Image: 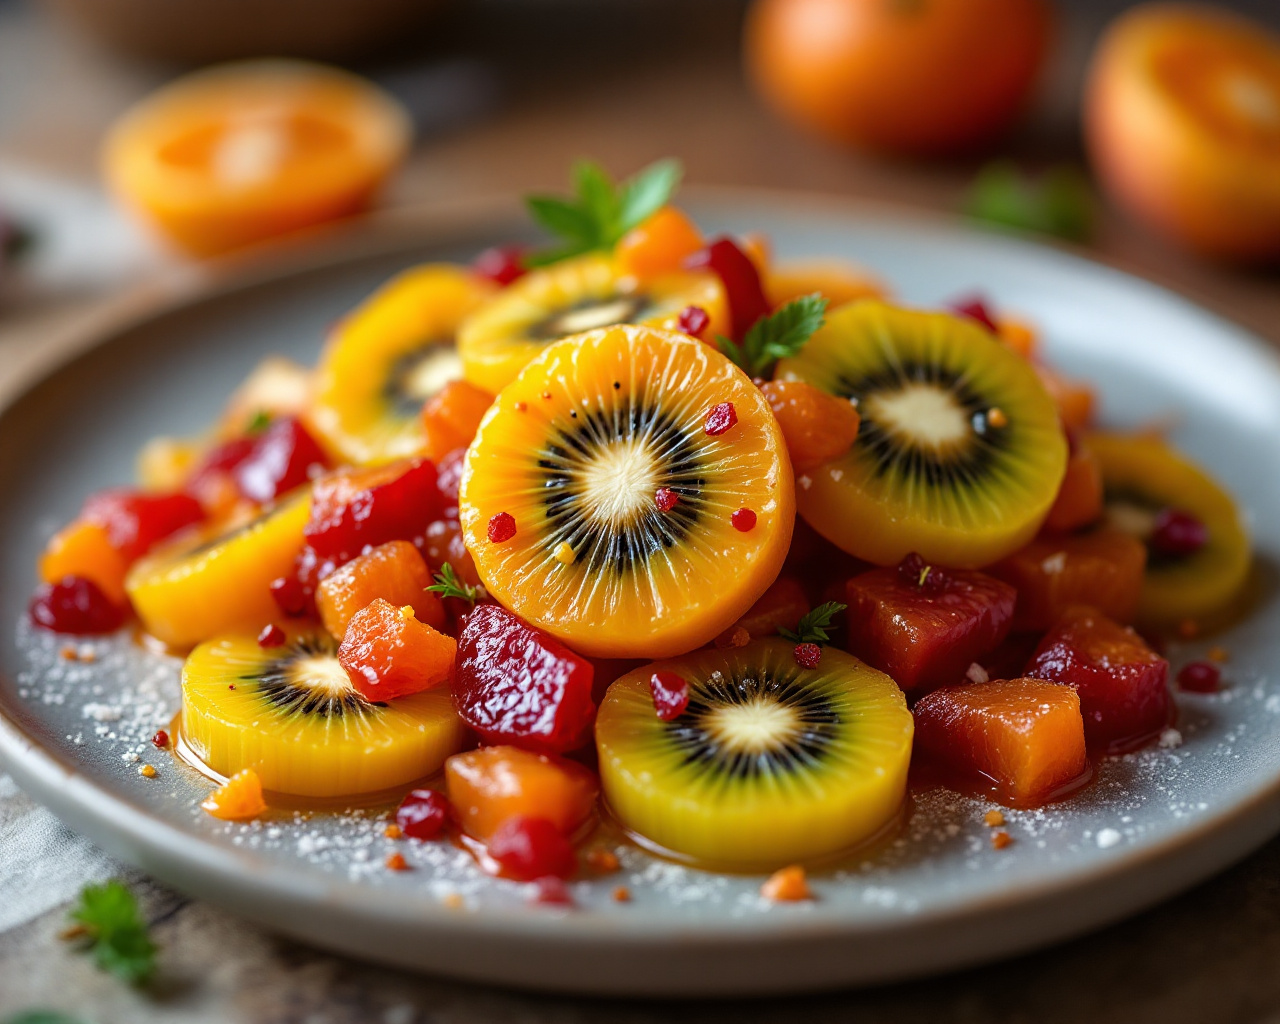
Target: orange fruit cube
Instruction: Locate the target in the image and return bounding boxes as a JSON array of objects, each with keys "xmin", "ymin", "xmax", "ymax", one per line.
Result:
[
  {"xmin": 315, "ymin": 539, "xmax": 443, "ymax": 639},
  {"xmin": 337, "ymin": 598, "xmax": 456, "ymax": 701},
  {"xmin": 1043, "ymin": 443, "xmax": 1104, "ymax": 533},
  {"xmin": 914, "ymin": 678, "xmax": 1087, "ymax": 805},
  {"xmin": 420, "ymin": 380, "xmax": 494, "ymax": 462},
  {"xmin": 201, "ymin": 768, "xmax": 268, "ymax": 820},
  {"xmin": 445, "ymin": 744, "xmax": 598, "ymax": 842},
  {"xmin": 759, "ymin": 379, "xmax": 861, "ymax": 471},
  {"xmin": 991, "ymin": 526, "xmax": 1146, "ymax": 632},
  {"xmin": 735, "ymin": 576, "xmax": 810, "ymax": 639},
  {"xmin": 39, "ymin": 521, "xmax": 130, "ymax": 605},
  {"xmin": 1036, "ymin": 364, "xmax": 1096, "ymax": 434},
  {"xmin": 104, "ymin": 60, "xmax": 410, "ymax": 257},
  {"xmin": 614, "ymin": 205, "xmax": 704, "ymax": 279}
]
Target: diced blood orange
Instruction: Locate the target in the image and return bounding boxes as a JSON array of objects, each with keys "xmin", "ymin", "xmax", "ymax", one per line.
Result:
[
  {"xmin": 991, "ymin": 526, "xmax": 1146, "ymax": 632},
  {"xmin": 232, "ymin": 417, "xmax": 330, "ymax": 504},
  {"xmin": 201, "ymin": 768, "xmax": 267, "ymax": 820},
  {"xmin": 421, "ymin": 519, "xmax": 481, "ymax": 585},
  {"xmin": 305, "ymin": 458, "xmax": 443, "ymax": 561},
  {"xmin": 1026, "ymin": 606, "xmax": 1171, "ymax": 752},
  {"xmin": 315, "ymin": 540, "xmax": 443, "ymax": 639},
  {"xmin": 845, "ymin": 562, "xmax": 1016, "ymax": 690},
  {"xmin": 445, "ymin": 744, "xmax": 598, "ymax": 842},
  {"xmin": 1036, "ymin": 364, "xmax": 1096, "ymax": 434},
  {"xmin": 1043, "ymin": 442, "xmax": 1104, "ymax": 533},
  {"xmin": 453, "ymin": 604, "xmax": 596, "ymax": 754},
  {"xmin": 759, "ymin": 379, "xmax": 861, "ymax": 471},
  {"xmin": 420, "ymin": 381, "xmax": 494, "ymax": 462},
  {"xmin": 614, "ymin": 205, "xmax": 704, "ymax": 279},
  {"xmin": 337, "ymin": 598, "xmax": 456, "ymax": 701},
  {"xmin": 39, "ymin": 522, "xmax": 131, "ymax": 605},
  {"xmin": 81, "ymin": 488, "xmax": 206, "ymax": 561},
  {"xmin": 914, "ymin": 678, "xmax": 1088, "ymax": 805},
  {"xmin": 734, "ymin": 576, "xmax": 809, "ymax": 638}
]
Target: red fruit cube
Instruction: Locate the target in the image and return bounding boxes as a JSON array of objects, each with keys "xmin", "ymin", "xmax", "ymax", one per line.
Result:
[
  {"xmin": 29, "ymin": 576, "xmax": 126, "ymax": 635},
  {"xmin": 233, "ymin": 417, "xmax": 330, "ymax": 504},
  {"xmin": 1025, "ymin": 606, "xmax": 1172, "ymax": 752},
  {"xmin": 453, "ymin": 604, "xmax": 596, "ymax": 754},
  {"xmin": 845, "ymin": 561, "xmax": 1016, "ymax": 690},
  {"xmin": 914, "ymin": 678, "xmax": 1088, "ymax": 805},
  {"xmin": 81, "ymin": 488, "xmax": 206, "ymax": 561},
  {"xmin": 487, "ymin": 816, "xmax": 576, "ymax": 881},
  {"xmin": 305, "ymin": 458, "xmax": 442, "ymax": 561},
  {"xmin": 684, "ymin": 237, "xmax": 769, "ymax": 340}
]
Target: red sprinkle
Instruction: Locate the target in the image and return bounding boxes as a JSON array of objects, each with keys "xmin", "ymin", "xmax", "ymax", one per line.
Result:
[
  {"xmin": 1150, "ymin": 508, "xmax": 1208, "ymax": 558},
  {"xmin": 257, "ymin": 624, "xmax": 287, "ymax": 648},
  {"xmin": 704, "ymin": 402, "xmax": 738, "ymax": 436},
  {"xmin": 395, "ymin": 788, "xmax": 451, "ymax": 840},
  {"xmin": 473, "ymin": 245, "xmax": 528, "ymax": 286},
  {"xmin": 487, "ymin": 512, "xmax": 517, "ymax": 543},
  {"xmin": 1177, "ymin": 660, "xmax": 1221, "ymax": 693},
  {"xmin": 794, "ymin": 642, "xmax": 823, "ymax": 669},
  {"xmin": 654, "ymin": 487, "xmax": 679, "ymax": 513},
  {"xmin": 677, "ymin": 305, "xmax": 710, "ymax": 338},
  {"xmin": 896, "ymin": 551, "xmax": 949, "ymax": 594},
  {"xmin": 951, "ymin": 296, "xmax": 998, "ymax": 333},
  {"xmin": 731, "ymin": 508, "xmax": 757, "ymax": 532},
  {"xmin": 152, "ymin": 730, "xmax": 169, "ymax": 749},
  {"xmin": 649, "ymin": 671, "xmax": 690, "ymax": 721}
]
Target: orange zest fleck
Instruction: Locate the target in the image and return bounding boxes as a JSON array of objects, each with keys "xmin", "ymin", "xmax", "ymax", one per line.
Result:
[
  {"xmin": 201, "ymin": 768, "xmax": 268, "ymax": 821},
  {"xmin": 386, "ymin": 851, "xmax": 410, "ymax": 871},
  {"xmin": 992, "ymin": 831, "xmax": 1013, "ymax": 850},
  {"xmin": 984, "ymin": 809, "xmax": 1006, "ymax": 828},
  {"xmin": 761, "ymin": 864, "xmax": 812, "ymax": 902}
]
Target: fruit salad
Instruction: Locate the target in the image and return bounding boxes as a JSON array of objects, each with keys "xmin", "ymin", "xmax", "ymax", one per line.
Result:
[{"xmin": 28, "ymin": 160, "xmax": 1254, "ymax": 896}]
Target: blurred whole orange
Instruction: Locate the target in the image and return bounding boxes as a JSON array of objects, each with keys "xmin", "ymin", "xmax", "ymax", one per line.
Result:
[
  {"xmin": 1085, "ymin": 4, "xmax": 1280, "ymax": 263},
  {"xmin": 744, "ymin": 0, "xmax": 1052, "ymax": 156}
]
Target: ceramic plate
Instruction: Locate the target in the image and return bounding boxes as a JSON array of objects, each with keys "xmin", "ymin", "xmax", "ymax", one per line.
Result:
[{"xmin": 3, "ymin": 192, "xmax": 1280, "ymax": 997}]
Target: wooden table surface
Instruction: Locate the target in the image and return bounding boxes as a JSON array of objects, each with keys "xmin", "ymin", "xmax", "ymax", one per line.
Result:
[{"xmin": 1, "ymin": 1, "xmax": 1279, "ymax": 1021}]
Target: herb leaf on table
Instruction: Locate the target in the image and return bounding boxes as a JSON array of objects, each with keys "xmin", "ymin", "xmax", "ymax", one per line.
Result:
[{"xmin": 66, "ymin": 880, "xmax": 156, "ymax": 985}]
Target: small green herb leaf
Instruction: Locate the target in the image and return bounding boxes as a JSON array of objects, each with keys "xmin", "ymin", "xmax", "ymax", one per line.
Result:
[
  {"xmin": 524, "ymin": 158, "xmax": 683, "ymax": 267},
  {"xmin": 718, "ymin": 293, "xmax": 827, "ymax": 378},
  {"xmin": 245, "ymin": 409, "xmax": 271, "ymax": 435},
  {"xmin": 427, "ymin": 563, "xmax": 483, "ymax": 605},
  {"xmin": 67, "ymin": 880, "xmax": 156, "ymax": 985},
  {"xmin": 965, "ymin": 162, "xmax": 1094, "ymax": 242},
  {"xmin": 3, "ymin": 1013, "xmax": 84, "ymax": 1024},
  {"xmin": 778, "ymin": 601, "xmax": 847, "ymax": 646}
]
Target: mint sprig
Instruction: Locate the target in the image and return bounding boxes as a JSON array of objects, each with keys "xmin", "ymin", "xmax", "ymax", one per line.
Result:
[
  {"xmin": 525, "ymin": 159, "xmax": 683, "ymax": 267},
  {"xmin": 66, "ymin": 881, "xmax": 156, "ymax": 985},
  {"xmin": 718, "ymin": 294, "xmax": 827, "ymax": 378},
  {"xmin": 965, "ymin": 161, "xmax": 1093, "ymax": 242},
  {"xmin": 427, "ymin": 563, "xmax": 484, "ymax": 605},
  {"xmin": 778, "ymin": 601, "xmax": 847, "ymax": 646}
]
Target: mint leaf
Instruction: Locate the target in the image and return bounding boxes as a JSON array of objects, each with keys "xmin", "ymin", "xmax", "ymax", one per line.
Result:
[
  {"xmin": 524, "ymin": 158, "xmax": 683, "ymax": 267},
  {"xmin": 68, "ymin": 880, "xmax": 156, "ymax": 985},
  {"xmin": 965, "ymin": 162, "xmax": 1093, "ymax": 242},
  {"xmin": 4, "ymin": 1013, "xmax": 84, "ymax": 1024},
  {"xmin": 719, "ymin": 294, "xmax": 827, "ymax": 378},
  {"xmin": 778, "ymin": 601, "xmax": 847, "ymax": 646},
  {"xmin": 427, "ymin": 563, "xmax": 483, "ymax": 605}
]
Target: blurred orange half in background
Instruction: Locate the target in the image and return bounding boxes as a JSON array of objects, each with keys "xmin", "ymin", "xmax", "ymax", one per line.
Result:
[{"xmin": 104, "ymin": 59, "xmax": 411, "ymax": 258}]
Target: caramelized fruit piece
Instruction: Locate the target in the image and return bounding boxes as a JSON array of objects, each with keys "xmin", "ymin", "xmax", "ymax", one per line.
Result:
[
  {"xmin": 759, "ymin": 379, "xmax": 861, "ymax": 471},
  {"xmin": 1090, "ymin": 431, "xmax": 1250, "ymax": 625},
  {"xmin": 1035, "ymin": 364, "xmax": 1096, "ymax": 434},
  {"xmin": 735, "ymin": 576, "xmax": 809, "ymax": 638},
  {"xmin": 315, "ymin": 540, "xmax": 443, "ymax": 639},
  {"xmin": 596, "ymin": 639, "xmax": 913, "ymax": 867},
  {"xmin": 231, "ymin": 417, "xmax": 329, "ymax": 503},
  {"xmin": 914, "ymin": 678, "xmax": 1087, "ymax": 805},
  {"xmin": 201, "ymin": 768, "xmax": 267, "ymax": 820},
  {"xmin": 309, "ymin": 264, "xmax": 495, "ymax": 465},
  {"xmin": 127, "ymin": 489, "xmax": 310, "ymax": 648},
  {"xmin": 39, "ymin": 522, "xmax": 131, "ymax": 605},
  {"xmin": 182, "ymin": 629, "xmax": 464, "ymax": 796},
  {"xmin": 845, "ymin": 558, "xmax": 1016, "ymax": 690},
  {"xmin": 395, "ymin": 788, "xmax": 451, "ymax": 839},
  {"xmin": 454, "ymin": 604, "xmax": 596, "ymax": 754},
  {"xmin": 775, "ymin": 302, "xmax": 1067, "ymax": 568},
  {"xmin": 991, "ymin": 526, "xmax": 1146, "ymax": 632},
  {"xmin": 420, "ymin": 380, "xmax": 494, "ymax": 462},
  {"xmin": 614, "ymin": 205, "xmax": 704, "ymax": 279},
  {"xmin": 460, "ymin": 324, "xmax": 794, "ymax": 658},
  {"xmin": 1043, "ymin": 441, "xmax": 1104, "ymax": 533},
  {"xmin": 473, "ymin": 245, "xmax": 527, "ymax": 287},
  {"xmin": 82, "ymin": 488, "xmax": 206, "ymax": 561},
  {"xmin": 684, "ymin": 236, "xmax": 770, "ymax": 340},
  {"xmin": 457, "ymin": 252, "xmax": 728, "ymax": 393},
  {"xmin": 1026, "ymin": 606, "xmax": 1171, "ymax": 751},
  {"xmin": 765, "ymin": 261, "xmax": 886, "ymax": 309},
  {"xmin": 29, "ymin": 576, "xmax": 126, "ymax": 635},
  {"xmin": 488, "ymin": 816, "xmax": 577, "ymax": 881},
  {"xmin": 445, "ymin": 745, "xmax": 598, "ymax": 842},
  {"xmin": 103, "ymin": 60, "xmax": 410, "ymax": 257},
  {"xmin": 337, "ymin": 599, "xmax": 456, "ymax": 701},
  {"xmin": 305, "ymin": 458, "xmax": 442, "ymax": 561}
]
